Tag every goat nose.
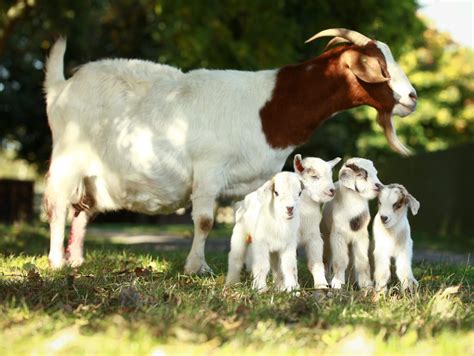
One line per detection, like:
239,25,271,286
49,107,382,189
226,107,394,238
409,91,417,101
375,183,383,191
286,206,294,214
381,215,388,223
329,188,336,196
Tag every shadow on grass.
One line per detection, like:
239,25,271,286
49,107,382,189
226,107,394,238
1,223,473,348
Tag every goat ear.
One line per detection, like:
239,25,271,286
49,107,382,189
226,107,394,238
257,178,275,202
327,157,342,169
343,51,389,84
293,154,305,174
339,166,356,191
406,193,420,216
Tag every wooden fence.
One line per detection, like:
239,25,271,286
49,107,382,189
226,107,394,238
378,143,474,236
0,179,34,223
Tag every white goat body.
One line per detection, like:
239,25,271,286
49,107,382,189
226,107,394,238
322,158,382,289
45,40,290,269
373,184,420,292
226,172,302,292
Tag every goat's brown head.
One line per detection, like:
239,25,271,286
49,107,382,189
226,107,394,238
306,29,417,156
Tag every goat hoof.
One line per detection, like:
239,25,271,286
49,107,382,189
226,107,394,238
314,283,329,290
331,280,343,289
48,255,66,270
67,256,85,268
184,258,213,275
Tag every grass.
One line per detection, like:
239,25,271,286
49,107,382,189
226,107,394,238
0,224,473,355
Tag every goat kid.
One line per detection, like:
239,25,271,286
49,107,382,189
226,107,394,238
373,184,420,292
322,158,382,289
271,154,341,289
44,28,417,272
226,172,303,292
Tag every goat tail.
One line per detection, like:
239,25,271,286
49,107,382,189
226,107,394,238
44,37,67,93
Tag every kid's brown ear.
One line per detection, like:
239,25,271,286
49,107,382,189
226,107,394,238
294,154,305,173
342,50,390,83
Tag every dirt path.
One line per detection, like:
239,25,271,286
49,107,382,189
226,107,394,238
88,228,472,266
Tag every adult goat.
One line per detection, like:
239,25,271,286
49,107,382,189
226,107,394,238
44,28,417,273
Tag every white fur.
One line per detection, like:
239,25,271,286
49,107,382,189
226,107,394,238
322,158,382,289
44,39,292,270
43,37,415,272
375,41,417,117
225,172,302,292
286,155,340,289
373,184,420,292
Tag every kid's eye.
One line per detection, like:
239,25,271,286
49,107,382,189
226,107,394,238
274,191,279,197
299,191,302,196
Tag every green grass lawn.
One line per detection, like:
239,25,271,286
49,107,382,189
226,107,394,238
1,224,473,355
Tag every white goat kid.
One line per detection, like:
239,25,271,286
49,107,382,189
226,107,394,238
272,154,341,289
226,172,303,292
373,184,420,292
322,158,383,289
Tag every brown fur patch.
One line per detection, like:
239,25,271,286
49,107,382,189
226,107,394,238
245,234,252,244
43,195,53,222
72,177,96,214
198,216,213,232
350,211,369,231
345,163,368,179
259,43,395,149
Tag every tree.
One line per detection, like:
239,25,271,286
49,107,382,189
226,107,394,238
0,0,425,170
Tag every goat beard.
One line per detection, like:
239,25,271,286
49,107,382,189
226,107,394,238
377,111,412,156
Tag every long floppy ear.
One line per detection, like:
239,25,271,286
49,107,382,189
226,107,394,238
339,166,357,191
327,157,342,169
406,193,420,215
293,154,305,174
257,178,275,203
342,50,390,84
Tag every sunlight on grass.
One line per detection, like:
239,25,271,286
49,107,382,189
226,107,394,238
1,224,473,355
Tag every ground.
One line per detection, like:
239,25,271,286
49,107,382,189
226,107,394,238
0,223,473,355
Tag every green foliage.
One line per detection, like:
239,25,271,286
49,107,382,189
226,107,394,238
1,224,473,354
0,0,425,169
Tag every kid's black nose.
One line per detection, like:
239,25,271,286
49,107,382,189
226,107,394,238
381,215,388,223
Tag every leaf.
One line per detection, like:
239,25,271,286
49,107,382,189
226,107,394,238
134,267,152,277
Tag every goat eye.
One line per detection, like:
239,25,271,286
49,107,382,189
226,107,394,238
313,175,319,180
299,191,302,196
274,191,279,197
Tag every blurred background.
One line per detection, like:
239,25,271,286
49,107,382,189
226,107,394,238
0,0,473,244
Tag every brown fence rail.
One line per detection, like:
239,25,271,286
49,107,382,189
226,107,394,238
0,179,34,223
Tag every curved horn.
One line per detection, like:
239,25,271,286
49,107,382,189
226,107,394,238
305,28,372,46
324,37,351,50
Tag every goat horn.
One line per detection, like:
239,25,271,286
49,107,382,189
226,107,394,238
324,37,352,50
305,28,372,46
